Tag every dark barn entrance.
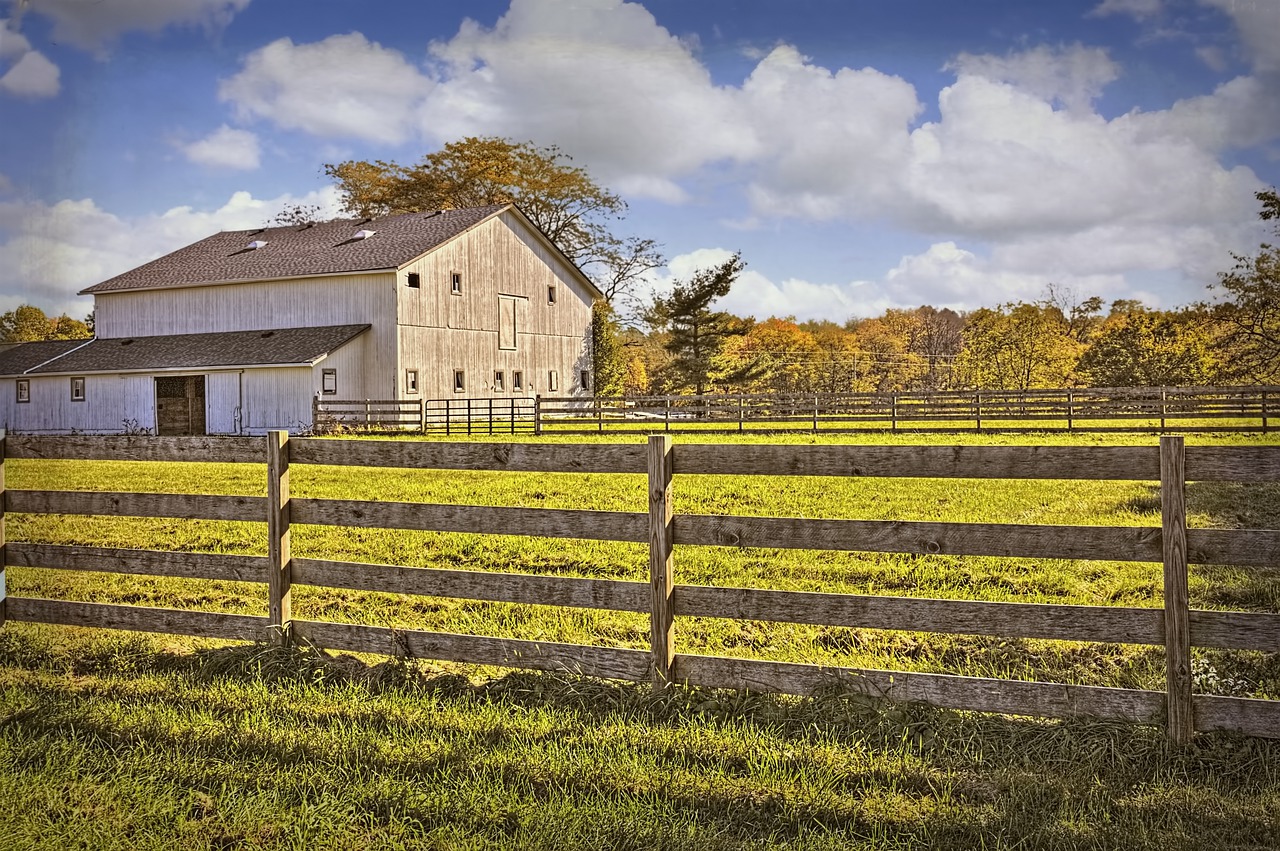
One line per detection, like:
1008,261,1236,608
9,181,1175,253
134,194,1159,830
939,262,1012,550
155,376,206,436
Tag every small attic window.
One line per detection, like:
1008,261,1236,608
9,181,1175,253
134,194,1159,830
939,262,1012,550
246,239,269,250
353,229,376,240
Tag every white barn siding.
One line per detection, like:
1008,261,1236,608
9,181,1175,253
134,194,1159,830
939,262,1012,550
395,211,596,399
242,368,312,434
2,374,154,434
93,273,397,396
312,333,374,400
205,371,242,435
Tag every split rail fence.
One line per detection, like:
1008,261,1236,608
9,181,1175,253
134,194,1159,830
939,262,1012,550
317,385,1277,436
2,432,1278,743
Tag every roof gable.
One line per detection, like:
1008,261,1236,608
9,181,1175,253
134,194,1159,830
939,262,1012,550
82,205,509,294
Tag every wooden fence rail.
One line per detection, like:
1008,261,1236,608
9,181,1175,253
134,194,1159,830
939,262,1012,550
2,431,1278,742
319,385,1277,436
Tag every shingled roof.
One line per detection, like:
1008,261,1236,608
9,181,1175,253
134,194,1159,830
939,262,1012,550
24,325,370,375
81,205,510,294
0,339,93,377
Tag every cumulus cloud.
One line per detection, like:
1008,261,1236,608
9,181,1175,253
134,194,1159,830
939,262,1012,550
0,18,58,98
1201,0,1280,73
219,33,436,144
181,125,261,169
946,44,1120,112
1088,0,1163,21
20,0,251,51
0,186,341,317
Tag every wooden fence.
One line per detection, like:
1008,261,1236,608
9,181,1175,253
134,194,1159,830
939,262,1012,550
316,385,1277,436
2,432,1279,743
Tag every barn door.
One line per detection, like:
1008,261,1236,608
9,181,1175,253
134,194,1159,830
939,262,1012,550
155,376,206,436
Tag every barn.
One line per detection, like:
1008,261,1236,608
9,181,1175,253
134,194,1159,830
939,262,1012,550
0,204,601,435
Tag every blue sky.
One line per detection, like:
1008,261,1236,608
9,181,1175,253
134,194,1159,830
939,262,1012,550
2,0,1277,324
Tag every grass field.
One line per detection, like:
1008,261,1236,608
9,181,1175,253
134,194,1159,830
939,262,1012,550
2,430,1279,849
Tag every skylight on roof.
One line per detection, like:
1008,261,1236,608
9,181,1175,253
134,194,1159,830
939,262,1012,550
353,229,376,240
246,240,268,250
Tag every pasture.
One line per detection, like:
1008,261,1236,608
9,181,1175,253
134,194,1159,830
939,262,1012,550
2,430,1278,849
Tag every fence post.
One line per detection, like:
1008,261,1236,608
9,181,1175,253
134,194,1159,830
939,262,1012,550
534,395,543,436
738,394,745,433
489,398,494,435
0,429,6,629
467,398,473,435
1160,434,1193,746
664,396,671,432
364,400,371,431
891,394,898,432
648,434,675,686
1160,387,1167,432
312,396,320,432
975,392,982,432
445,399,452,436
266,430,292,646
420,398,427,434
813,395,819,433
1263,390,1269,434
598,396,604,433
1067,390,1074,432
510,398,516,434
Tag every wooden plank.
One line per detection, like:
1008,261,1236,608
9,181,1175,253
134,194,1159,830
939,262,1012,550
674,654,1164,723
1161,435,1193,746
266,431,292,645
1186,528,1280,567
1189,610,1280,653
6,597,270,641
674,515,1162,562
294,620,651,681
5,490,265,522
672,444,1161,480
673,585,1166,644
6,435,265,464
1194,695,1280,739
5,543,267,582
649,434,675,685
1185,447,1280,481
291,558,649,611
291,499,648,543
290,438,647,473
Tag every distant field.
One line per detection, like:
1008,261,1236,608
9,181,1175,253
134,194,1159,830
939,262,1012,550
2,430,1278,849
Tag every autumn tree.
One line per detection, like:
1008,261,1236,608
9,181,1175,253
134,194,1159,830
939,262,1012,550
325,137,663,317
590,300,627,397
1210,188,1280,383
1077,306,1216,387
954,302,1080,390
645,253,756,394
0,305,92,342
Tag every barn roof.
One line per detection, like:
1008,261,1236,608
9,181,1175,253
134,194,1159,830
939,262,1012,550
0,339,93,377
81,205,510,294
22,325,370,375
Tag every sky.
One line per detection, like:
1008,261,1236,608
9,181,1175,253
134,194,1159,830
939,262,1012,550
1,0,1278,325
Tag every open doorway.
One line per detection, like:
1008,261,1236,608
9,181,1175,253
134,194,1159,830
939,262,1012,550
155,376,206,436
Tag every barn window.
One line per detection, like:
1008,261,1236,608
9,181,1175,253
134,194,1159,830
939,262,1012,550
407,272,420,289
321,369,337,395
494,370,505,391
513,371,523,391
548,285,557,305
16,379,30,403
451,272,463,295
548,370,558,392
70,377,85,401
453,369,465,392
580,370,591,392
406,369,419,394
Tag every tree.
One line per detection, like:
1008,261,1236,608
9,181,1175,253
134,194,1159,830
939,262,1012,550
954,302,1080,390
720,317,821,394
1210,188,1280,383
1077,307,1215,387
271,204,322,227
644,253,755,394
590,301,627,397
0,304,92,342
325,137,663,317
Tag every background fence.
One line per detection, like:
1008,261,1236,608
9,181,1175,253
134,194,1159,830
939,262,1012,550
2,432,1278,743
317,385,1277,435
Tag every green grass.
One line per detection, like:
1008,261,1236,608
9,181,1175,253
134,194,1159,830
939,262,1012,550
2,431,1279,848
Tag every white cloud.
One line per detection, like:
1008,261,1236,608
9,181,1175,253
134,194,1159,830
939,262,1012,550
220,33,436,145
1088,0,1163,21
0,18,58,98
1201,0,1280,73
21,0,251,51
946,44,1120,112
1121,75,1280,152
0,186,342,318
182,125,261,169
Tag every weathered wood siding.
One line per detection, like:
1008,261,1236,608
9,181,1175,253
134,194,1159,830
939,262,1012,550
204,371,241,435
396,210,595,399
92,272,397,395
1,374,154,434
241,368,313,434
